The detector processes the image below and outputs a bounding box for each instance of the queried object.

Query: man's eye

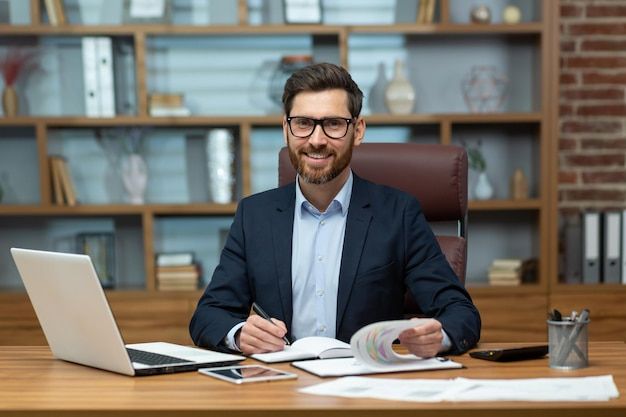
[325,119,342,129]
[295,119,312,128]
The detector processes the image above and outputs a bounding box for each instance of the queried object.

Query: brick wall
[559,0,626,211]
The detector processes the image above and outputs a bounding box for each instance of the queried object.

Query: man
[190,63,480,357]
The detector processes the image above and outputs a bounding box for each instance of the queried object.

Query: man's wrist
[224,322,245,352]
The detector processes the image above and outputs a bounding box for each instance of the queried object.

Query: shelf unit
[0,0,559,344]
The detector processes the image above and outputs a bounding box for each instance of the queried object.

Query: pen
[252,302,290,345]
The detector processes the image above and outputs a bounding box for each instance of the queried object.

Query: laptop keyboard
[126,348,193,366]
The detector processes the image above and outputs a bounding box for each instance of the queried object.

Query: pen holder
[547,319,590,369]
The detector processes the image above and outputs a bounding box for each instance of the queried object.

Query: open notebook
[251,336,352,363]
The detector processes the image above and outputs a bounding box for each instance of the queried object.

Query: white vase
[384,59,415,115]
[121,153,148,204]
[474,171,494,200]
[206,129,234,204]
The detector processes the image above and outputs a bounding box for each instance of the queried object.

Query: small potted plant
[0,48,38,117]
[463,140,493,200]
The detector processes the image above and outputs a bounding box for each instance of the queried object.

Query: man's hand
[398,318,444,358]
[237,314,288,355]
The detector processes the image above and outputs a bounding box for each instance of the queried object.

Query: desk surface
[0,342,624,417]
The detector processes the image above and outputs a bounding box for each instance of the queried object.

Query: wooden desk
[0,342,624,417]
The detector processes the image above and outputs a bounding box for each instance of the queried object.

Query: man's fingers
[239,315,287,355]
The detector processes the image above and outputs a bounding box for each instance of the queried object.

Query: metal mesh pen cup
[547,319,590,369]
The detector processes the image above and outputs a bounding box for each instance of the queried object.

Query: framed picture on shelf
[123,0,172,24]
[76,232,116,288]
[283,0,322,24]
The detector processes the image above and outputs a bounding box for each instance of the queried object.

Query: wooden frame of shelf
[0,0,559,344]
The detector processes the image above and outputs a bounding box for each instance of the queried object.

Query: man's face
[284,89,364,185]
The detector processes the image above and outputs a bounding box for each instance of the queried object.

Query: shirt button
[317,256,323,262]
[320,220,325,225]
[318,325,326,332]
[316,289,324,297]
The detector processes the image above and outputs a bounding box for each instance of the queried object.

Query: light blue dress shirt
[290,172,352,340]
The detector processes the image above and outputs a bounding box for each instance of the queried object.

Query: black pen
[252,302,290,345]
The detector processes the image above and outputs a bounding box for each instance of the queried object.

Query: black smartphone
[469,345,549,362]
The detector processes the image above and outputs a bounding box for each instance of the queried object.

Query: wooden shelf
[0,23,543,37]
[0,113,542,127]
[0,203,237,216]
[469,199,542,211]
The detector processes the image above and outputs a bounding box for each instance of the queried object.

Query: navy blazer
[190,175,481,354]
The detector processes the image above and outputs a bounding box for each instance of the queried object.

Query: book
[292,320,462,377]
[156,252,194,267]
[251,336,352,363]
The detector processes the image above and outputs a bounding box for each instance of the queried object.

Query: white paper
[293,356,462,377]
[130,0,165,18]
[300,375,619,402]
[251,336,351,363]
[350,319,427,367]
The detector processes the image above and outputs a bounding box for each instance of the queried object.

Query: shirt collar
[295,170,353,216]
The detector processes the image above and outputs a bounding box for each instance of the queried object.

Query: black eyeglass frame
[286,116,355,139]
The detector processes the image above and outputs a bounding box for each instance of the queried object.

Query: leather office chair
[278,142,468,317]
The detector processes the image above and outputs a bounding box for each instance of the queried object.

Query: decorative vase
[268,55,313,107]
[384,59,415,115]
[474,171,494,200]
[368,62,388,114]
[511,168,529,199]
[461,65,509,113]
[206,128,234,204]
[121,153,148,204]
[2,85,18,117]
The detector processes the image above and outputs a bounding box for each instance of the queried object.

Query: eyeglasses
[286,117,354,139]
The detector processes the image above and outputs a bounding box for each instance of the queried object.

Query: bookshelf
[0,0,559,344]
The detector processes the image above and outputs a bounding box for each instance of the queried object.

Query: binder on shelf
[48,156,64,205]
[582,211,601,284]
[96,37,116,117]
[113,40,137,115]
[562,213,582,284]
[602,211,621,284]
[82,37,100,116]
[82,36,116,117]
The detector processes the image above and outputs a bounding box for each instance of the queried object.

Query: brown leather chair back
[278,143,468,315]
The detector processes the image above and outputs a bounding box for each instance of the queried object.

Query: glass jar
[268,55,313,106]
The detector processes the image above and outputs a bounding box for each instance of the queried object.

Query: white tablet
[198,365,298,384]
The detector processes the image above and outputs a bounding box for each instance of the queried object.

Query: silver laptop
[11,248,244,376]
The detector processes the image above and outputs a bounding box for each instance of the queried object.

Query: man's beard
[288,136,354,185]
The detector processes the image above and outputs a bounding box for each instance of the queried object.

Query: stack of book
[488,258,522,286]
[155,252,199,291]
[148,93,191,117]
[49,155,77,206]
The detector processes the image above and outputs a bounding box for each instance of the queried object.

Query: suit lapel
[336,176,372,332]
[271,184,296,331]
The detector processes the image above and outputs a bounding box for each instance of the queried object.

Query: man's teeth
[308,153,328,159]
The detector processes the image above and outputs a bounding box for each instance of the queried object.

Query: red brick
[582,171,626,184]
[568,23,626,36]
[565,154,624,167]
[562,189,626,202]
[561,4,583,18]
[560,104,575,116]
[581,40,626,52]
[559,171,578,184]
[587,5,626,18]
[560,138,578,151]
[561,88,624,101]
[583,72,626,85]
[577,104,626,116]
[581,138,626,150]
[561,121,622,134]
[565,56,626,69]
[560,40,577,53]
[561,72,578,85]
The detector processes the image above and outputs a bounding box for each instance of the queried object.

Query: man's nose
[308,124,328,147]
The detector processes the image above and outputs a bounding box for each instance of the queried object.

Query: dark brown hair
[282,62,363,118]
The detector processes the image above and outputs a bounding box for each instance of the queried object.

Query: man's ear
[353,117,366,147]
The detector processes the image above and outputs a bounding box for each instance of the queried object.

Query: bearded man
[190,63,480,357]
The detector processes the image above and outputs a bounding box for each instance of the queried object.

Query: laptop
[11,248,244,376]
